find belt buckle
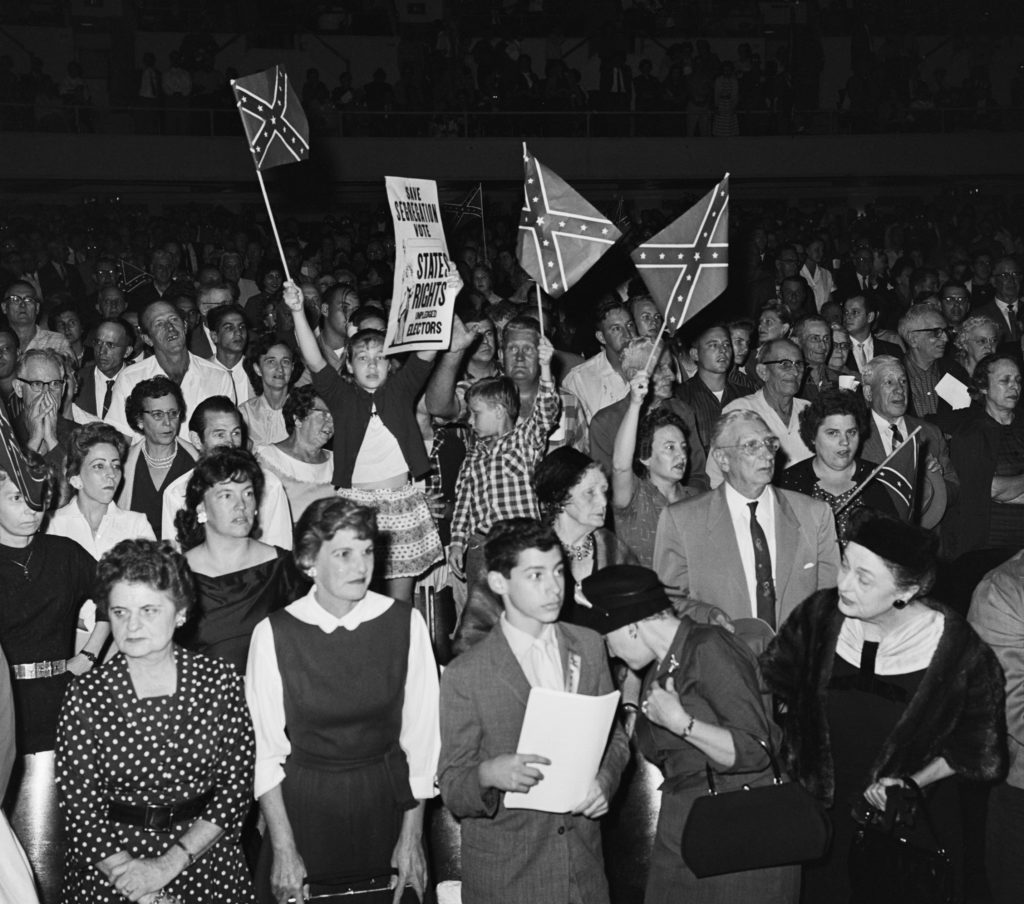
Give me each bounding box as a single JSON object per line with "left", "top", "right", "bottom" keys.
{"left": 144, "top": 805, "right": 173, "bottom": 832}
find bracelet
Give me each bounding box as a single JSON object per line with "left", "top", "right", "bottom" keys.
{"left": 172, "top": 839, "right": 195, "bottom": 866}
{"left": 680, "top": 715, "right": 696, "bottom": 738}
{"left": 622, "top": 702, "right": 639, "bottom": 713}
{"left": 80, "top": 650, "right": 97, "bottom": 666}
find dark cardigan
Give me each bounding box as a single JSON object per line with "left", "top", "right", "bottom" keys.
{"left": 312, "top": 353, "right": 433, "bottom": 488}
{"left": 760, "top": 589, "right": 1006, "bottom": 806}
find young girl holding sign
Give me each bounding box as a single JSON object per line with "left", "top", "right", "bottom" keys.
{"left": 283, "top": 281, "right": 473, "bottom": 601}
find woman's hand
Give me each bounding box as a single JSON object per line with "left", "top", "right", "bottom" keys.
{"left": 108, "top": 857, "right": 176, "bottom": 902}
{"left": 643, "top": 677, "right": 691, "bottom": 736}
{"left": 282, "top": 281, "right": 304, "bottom": 312}
{"left": 66, "top": 652, "right": 95, "bottom": 676}
{"left": 390, "top": 824, "right": 427, "bottom": 904}
{"left": 627, "top": 371, "right": 649, "bottom": 407}
{"left": 270, "top": 843, "right": 307, "bottom": 904}
{"left": 864, "top": 776, "right": 907, "bottom": 811}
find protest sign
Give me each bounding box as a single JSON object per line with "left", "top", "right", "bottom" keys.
{"left": 384, "top": 176, "right": 463, "bottom": 355}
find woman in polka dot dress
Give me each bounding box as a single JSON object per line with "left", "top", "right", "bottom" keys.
{"left": 55, "top": 539, "right": 256, "bottom": 904}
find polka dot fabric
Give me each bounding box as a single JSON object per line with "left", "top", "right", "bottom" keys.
{"left": 55, "top": 647, "right": 256, "bottom": 903}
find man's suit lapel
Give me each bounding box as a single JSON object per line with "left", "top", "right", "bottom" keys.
{"left": 77, "top": 365, "right": 98, "bottom": 416}
{"left": 773, "top": 490, "right": 802, "bottom": 612}
{"left": 862, "top": 422, "right": 885, "bottom": 464}
{"left": 708, "top": 488, "right": 749, "bottom": 607}
{"left": 557, "top": 625, "right": 583, "bottom": 694}
{"left": 488, "top": 624, "right": 533, "bottom": 708}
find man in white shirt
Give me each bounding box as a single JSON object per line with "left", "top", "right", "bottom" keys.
{"left": 106, "top": 300, "right": 233, "bottom": 441}
{"left": 73, "top": 318, "right": 132, "bottom": 424}
{"left": 974, "top": 256, "right": 1024, "bottom": 345}
{"left": 654, "top": 410, "right": 838, "bottom": 627}
{"left": 562, "top": 297, "right": 637, "bottom": 424}
{"left": 160, "top": 396, "right": 293, "bottom": 549}
{"left": 208, "top": 304, "right": 253, "bottom": 405}
{"left": 706, "top": 338, "right": 813, "bottom": 486}
{"left": 800, "top": 237, "right": 835, "bottom": 312}
{"left": 842, "top": 294, "right": 903, "bottom": 373}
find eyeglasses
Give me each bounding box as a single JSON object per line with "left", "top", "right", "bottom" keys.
{"left": 718, "top": 436, "right": 782, "bottom": 457}
{"left": 941, "top": 295, "right": 969, "bottom": 304}
{"left": 5, "top": 294, "right": 38, "bottom": 306}
{"left": 832, "top": 342, "right": 852, "bottom": 351}
{"left": 993, "top": 272, "right": 1022, "bottom": 281}
{"left": 142, "top": 409, "right": 181, "bottom": 422}
{"left": 910, "top": 327, "right": 947, "bottom": 339}
{"left": 802, "top": 335, "right": 830, "bottom": 345}
{"left": 761, "top": 359, "right": 806, "bottom": 372}
{"left": 16, "top": 377, "right": 63, "bottom": 393}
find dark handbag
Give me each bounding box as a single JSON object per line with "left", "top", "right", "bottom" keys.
{"left": 681, "top": 737, "right": 832, "bottom": 878}
{"left": 848, "top": 777, "right": 953, "bottom": 904}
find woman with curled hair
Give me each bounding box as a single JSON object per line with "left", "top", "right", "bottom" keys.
{"left": 239, "top": 336, "right": 297, "bottom": 447}
{"left": 949, "top": 352, "right": 1024, "bottom": 556}
{"left": 245, "top": 498, "right": 440, "bottom": 904}
{"left": 453, "top": 447, "right": 638, "bottom": 654}
{"left": 175, "top": 447, "right": 307, "bottom": 673}
{"left": 55, "top": 539, "right": 257, "bottom": 904}
{"left": 612, "top": 370, "right": 699, "bottom": 567}
{"left": 118, "top": 376, "right": 198, "bottom": 537}
{"left": 761, "top": 511, "right": 1005, "bottom": 900}
{"left": 777, "top": 388, "right": 897, "bottom": 541}
{"left": 253, "top": 385, "right": 335, "bottom": 524}
{"left": 48, "top": 422, "right": 155, "bottom": 558}
{"left": 951, "top": 314, "right": 1000, "bottom": 381}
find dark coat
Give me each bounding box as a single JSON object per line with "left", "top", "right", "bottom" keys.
{"left": 760, "top": 589, "right": 1006, "bottom": 805}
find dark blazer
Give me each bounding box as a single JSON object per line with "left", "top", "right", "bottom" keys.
{"left": 439, "top": 621, "right": 629, "bottom": 904}
{"left": 188, "top": 326, "right": 215, "bottom": 359}
{"left": 37, "top": 260, "right": 85, "bottom": 300}
{"left": 653, "top": 484, "right": 840, "bottom": 626}
{"left": 834, "top": 268, "right": 880, "bottom": 303}
{"left": 761, "top": 590, "right": 1006, "bottom": 805}
{"left": 75, "top": 364, "right": 123, "bottom": 419}
{"left": 844, "top": 335, "right": 903, "bottom": 372}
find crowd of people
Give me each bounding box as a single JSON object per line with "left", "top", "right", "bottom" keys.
{"left": 0, "top": 191, "right": 1023, "bottom": 904}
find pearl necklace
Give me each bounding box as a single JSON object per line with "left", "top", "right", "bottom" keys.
{"left": 142, "top": 445, "right": 176, "bottom": 468}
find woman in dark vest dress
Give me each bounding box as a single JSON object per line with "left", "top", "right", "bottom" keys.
{"left": 245, "top": 498, "right": 441, "bottom": 903}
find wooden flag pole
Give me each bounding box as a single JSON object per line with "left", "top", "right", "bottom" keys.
{"left": 643, "top": 318, "right": 670, "bottom": 374}
{"left": 833, "top": 425, "right": 923, "bottom": 515}
{"left": 255, "top": 168, "right": 293, "bottom": 285}
{"left": 536, "top": 283, "right": 545, "bottom": 337}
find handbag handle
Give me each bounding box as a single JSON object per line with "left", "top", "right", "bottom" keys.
{"left": 704, "top": 735, "right": 783, "bottom": 795}
{"left": 888, "top": 775, "right": 949, "bottom": 855}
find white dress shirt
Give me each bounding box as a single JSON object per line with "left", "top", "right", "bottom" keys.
{"left": 850, "top": 334, "right": 875, "bottom": 372}
{"left": 47, "top": 498, "right": 156, "bottom": 559}
{"left": 105, "top": 353, "right": 235, "bottom": 441}
{"left": 723, "top": 481, "right": 778, "bottom": 618}
{"left": 800, "top": 262, "right": 835, "bottom": 312}
{"left": 160, "top": 464, "right": 293, "bottom": 550}
{"left": 214, "top": 357, "right": 254, "bottom": 406}
{"left": 499, "top": 615, "right": 564, "bottom": 691}
{"left": 245, "top": 588, "right": 441, "bottom": 799}
{"left": 562, "top": 352, "right": 628, "bottom": 424}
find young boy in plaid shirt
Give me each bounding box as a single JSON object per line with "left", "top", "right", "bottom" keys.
{"left": 450, "top": 334, "right": 560, "bottom": 637}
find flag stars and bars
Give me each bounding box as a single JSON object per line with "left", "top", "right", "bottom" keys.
{"left": 517, "top": 145, "right": 622, "bottom": 296}
{"left": 631, "top": 175, "right": 730, "bottom": 331}
{"left": 231, "top": 65, "right": 310, "bottom": 170}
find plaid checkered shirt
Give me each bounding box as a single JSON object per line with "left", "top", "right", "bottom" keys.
{"left": 450, "top": 378, "right": 561, "bottom": 548}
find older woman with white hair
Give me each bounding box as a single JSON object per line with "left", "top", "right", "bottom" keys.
{"left": 952, "top": 315, "right": 1000, "bottom": 381}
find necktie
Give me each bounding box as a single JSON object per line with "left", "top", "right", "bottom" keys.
{"left": 854, "top": 342, "right": 867, "bottom": 371}
{"left": 748, "top": 501, "right": 776, "bottom": 629}
{"left": 102, "top": 379, "right": 115, "bottom": 419}
{"left": 1007, "top": 303, "right": 1019, "bottom": 340}
{"left": 891, "top": 422, "right": 904, "bottom": 448}
{"left": 528, "top": 636, "right": 564, "bottom": 692}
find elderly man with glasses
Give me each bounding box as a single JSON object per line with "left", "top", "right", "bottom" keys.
{"left": 654, "top": 408, "right": 838, "bottom": 628}
{"left": 898, "top": 303, "right": 956, "bottom": 418}
{"left": 2, "top": 281, "right": 73, "bottom": 359}
{"left": 11, "top": 348, "right": 79, "bottom": 486}
{"left": 706, "top": 337, "right": 814, "bottom": 487}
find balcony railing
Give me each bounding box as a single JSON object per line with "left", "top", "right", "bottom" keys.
{"left": 2, "top": 102, "right": 1022, "bottom": 140}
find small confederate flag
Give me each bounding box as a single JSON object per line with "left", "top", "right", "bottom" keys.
{"left": 231, "top": 65, "right": 310, "bottom": 170}
{"left": 517, "top": 145, "right": 622, "bottom": 297}
{"left": 631, "top": 174, "right": 729, "bottom": 332}
{"left": 442, "top": 183, "right": 483, "bottom": 227}
{"left": 874, "top": 432, "right": 919, "bottom": 520}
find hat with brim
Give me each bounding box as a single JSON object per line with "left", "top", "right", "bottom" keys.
{"left": 578, "top": 564, "right": 674, "bottom": 635}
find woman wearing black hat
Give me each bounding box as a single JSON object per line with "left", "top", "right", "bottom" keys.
{"left": 582, "top": 564, "right": 800, "bottom": 903}
{"left": 761, "top": 510, "right": 1006, "bottom": 901}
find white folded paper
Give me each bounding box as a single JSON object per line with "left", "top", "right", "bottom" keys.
{"left": 504, "top": 688, "right": 620, "bottom": 813}
{"left": 935, "top": 373, "right": 972, "bottom": 410}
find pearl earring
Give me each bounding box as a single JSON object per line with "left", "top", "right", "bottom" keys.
{"left": 197, "top": 511, "right": 207, "bottom": 524}
{"left": 308, "top": 567, "right": 317, "bottom": 579}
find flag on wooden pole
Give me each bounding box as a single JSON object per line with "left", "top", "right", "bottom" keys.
{"left": 231, "top": 64, "right": 310, "bottom": 170}
{"left": 517, "top": 144, "right": 622, "bottom": 297}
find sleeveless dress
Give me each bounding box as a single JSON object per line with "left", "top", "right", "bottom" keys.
{"left": 254, "top": 599, "right": 415, "bottom": 899}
